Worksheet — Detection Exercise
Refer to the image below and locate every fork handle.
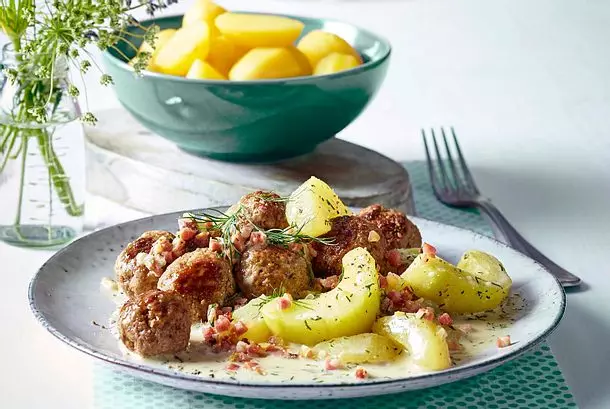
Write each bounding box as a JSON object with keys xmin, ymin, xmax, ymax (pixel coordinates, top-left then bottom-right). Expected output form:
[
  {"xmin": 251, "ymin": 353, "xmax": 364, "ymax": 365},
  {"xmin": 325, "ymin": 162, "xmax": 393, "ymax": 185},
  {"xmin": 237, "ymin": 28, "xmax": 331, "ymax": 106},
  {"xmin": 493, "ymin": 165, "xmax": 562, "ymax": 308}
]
[{"xmin": 476, "ymin": 200, "xmax": 581, "ymax": 287}]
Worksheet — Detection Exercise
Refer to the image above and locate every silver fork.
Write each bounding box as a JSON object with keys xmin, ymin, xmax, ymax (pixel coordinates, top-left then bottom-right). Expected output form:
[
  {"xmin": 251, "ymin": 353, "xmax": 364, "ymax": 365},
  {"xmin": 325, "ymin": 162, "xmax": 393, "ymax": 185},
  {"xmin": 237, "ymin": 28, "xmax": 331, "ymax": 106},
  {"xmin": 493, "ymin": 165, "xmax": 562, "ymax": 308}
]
[{"xmin": 422, "ymin": 127, "xmax": 581, "ymax": 287}]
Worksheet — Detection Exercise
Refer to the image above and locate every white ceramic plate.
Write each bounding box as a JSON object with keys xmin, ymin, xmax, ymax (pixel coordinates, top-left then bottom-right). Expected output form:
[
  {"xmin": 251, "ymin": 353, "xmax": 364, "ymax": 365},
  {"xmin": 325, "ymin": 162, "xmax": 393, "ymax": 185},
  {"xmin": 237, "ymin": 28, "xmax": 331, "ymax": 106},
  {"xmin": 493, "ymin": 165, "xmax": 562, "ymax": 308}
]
[{"xmin": 28, "ymin": 210, "xmax": 565, "ymax": 400}]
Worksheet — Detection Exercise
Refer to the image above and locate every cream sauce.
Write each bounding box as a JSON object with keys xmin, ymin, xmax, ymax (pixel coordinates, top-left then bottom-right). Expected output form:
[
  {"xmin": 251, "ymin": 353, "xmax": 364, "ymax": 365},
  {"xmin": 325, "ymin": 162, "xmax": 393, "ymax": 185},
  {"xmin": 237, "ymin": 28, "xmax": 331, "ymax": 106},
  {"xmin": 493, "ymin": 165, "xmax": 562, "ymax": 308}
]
[{"xmin": 102, "ymin": 277, "xmax": 525, "ymax": 384}]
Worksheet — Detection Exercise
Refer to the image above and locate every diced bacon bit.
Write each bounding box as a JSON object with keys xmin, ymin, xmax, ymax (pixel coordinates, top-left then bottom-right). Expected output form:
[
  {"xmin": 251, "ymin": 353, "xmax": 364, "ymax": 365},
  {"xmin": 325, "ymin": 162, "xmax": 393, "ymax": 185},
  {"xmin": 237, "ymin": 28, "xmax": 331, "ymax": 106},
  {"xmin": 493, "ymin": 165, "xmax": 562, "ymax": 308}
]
[
  {"xmin": 378, "ymin": 275, "xmax": 388, "ymax": 289},
  {"xmin": 416, "ymin": 307, "xmax": 435, "ymax": 321},
  {"xmin": 203, "ymin": 326, "xmax": 216, "ymax": 343},
  {"xmin": 233, "ymin": 321, "xmax": 248, "ymax": 336},
  {"xmin": 214, "ymin": 315, "xmax": 231, "ymax": 332},
  {"xmin": 402, "ymin": 300, "xmax": 424, "ymax": 313},
  {"xmin": 231, "ymin": 232, "xmax": 246, "ymax": 253},
  {"xmin": 455, "ymin": 323, "xmax": 474, "ymax": 334},
  {"xmin": 324, "ymin": 358, "xmax": 343, "ymax": 371},
  {"xmin": 179, "ymin": 227, "xmax": 198, "ymax": 241},
  {"xmin": 260, "ymin": 342, "xmax": 283, "ymax": 354},
  {"xmin": 246, "ymin": 343, "xmax": 268, "ymax": 357},
  {"xmin": 244, "ymin": 360, "xmax": 266, "ymax": 375},
  {"xmin": 496, "ymin": 335, "xmax": 512, "ymax": 348},
  {"xmin": 422, "ymin": 242, "xmax": 437, "ymax": 256},
  {"xmin": 317, "ymin": 275, "xmax": 340, "ymax": 291},
  {"xmin": 207, "ymin": 304, "xmax": 219, "ymax": 324},
  {"xmin": 231, "ymin": 351, "xmax": 252, "ymax": 363},
  {"xmin": 235, "ymin": 340, "xmax": 249, "ymax": 353},
  {"xmin": 386, "ymin": 249, "xmax": 402, "ymax": 268},
  {"xmin": 172, "ymin": 237, "xmax": 186, "ymax": 256},
  {"xmin": 226, "ymin": 362, "xmax": 241, "ymax": 372},
  {"xmin": 249, "ymin": 231, "xmax": 267, "ymax": 246},
  {"xmin": 191, "ymin": 232, "xmax": 210, "ymax": 249},
  {"xmin": 368, "ymin": 230, "xmax": 381, "ymax": 243},
  {"xmin": 268, "ymin": 336, "xmax": 285, "ymax": 346},
  {"xmin": 387, "ymin": 290, "xmax": 402, "ymax": 303},
  {"xmin": 355, "ymin": 367, "xmax": 368, "ymax": 379},
  {"xmin": 209, "ymin": 238, "xmax": 223, "ymax": 253},
  {"xmin": 438, "ymin": 313, "xmax": 453, "ymax": 326},
  {"xmin": 299, "ymin": 345, "xmax": 315, "ymax": 359},
  {"xmin": 277, "ymin": 294, "xmax": 293, "ymax": 310},
  {"xmin": 178, "ymin": 218, "xmax": 199, "ymax": 230}
]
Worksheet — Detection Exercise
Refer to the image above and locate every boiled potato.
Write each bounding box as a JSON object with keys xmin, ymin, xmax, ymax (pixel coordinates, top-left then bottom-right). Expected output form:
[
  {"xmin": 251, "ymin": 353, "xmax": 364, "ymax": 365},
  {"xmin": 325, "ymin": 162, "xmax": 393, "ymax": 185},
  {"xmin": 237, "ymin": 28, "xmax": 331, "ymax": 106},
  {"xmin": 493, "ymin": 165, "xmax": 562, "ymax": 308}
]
[
  {"xmin": 207, "ymin": 36, "xmax": 249, "ymax": 76},
  {"xmin": 229, "ymin": 47, "xmax": 303, "ymax": 81},
  {"xmin": 286, "ymin": 46, "xmax": 312, "ymax": 76},
  {"xmin": 138, "ymin": 28, "xmax": 177, "ymax": 55},
  {"xmin": 216, "ymin": 13, "xmax": 304, "ymax": 48},
  {"xmin": 182, "ymin": 0, "xmax": 226, "ymax": 27},
  {"xmin": 373, "ymin": 312, "xmax": 451, "ymax": 371},
  {"xmin": 261, "ymin": 247, "xmax": 381, "ymax": 345},
  {"xmin": 285, "ymin": 176, "xmax": 351, "ymax": 237},
  {"xmin": 297, "ymin": 30, "xmax": 362, "ymax": 68},
  {"xmin": 314, "ymin": 52, "xmax": 361, "ymax": 75},
  {"xmin": 154, "ymin": 21, "xmax": 212, "ymax": 76},
  {"xmin": 313, "ymin": 333, "xmax": 399, "ymax": 364},
  {"xmin": 232, "ymin": 296, "xmax": 272, "ymax": 344},
  {"xmin": 186, "ymin": 59, "xmax": 226, "ymax": 80},
  {"xmin": 402, "ymin": 250, "xmax": 512, "ymax": 314}
]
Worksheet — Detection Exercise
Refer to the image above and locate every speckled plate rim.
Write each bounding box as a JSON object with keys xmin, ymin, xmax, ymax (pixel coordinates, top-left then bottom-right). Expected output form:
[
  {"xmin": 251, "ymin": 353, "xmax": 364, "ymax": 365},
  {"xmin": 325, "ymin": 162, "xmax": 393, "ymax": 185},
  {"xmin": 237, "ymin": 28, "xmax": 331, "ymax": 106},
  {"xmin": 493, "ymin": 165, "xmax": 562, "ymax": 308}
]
[{"xmin": 28, "ymin": 209, "xmax": 566, "ymax": 399}]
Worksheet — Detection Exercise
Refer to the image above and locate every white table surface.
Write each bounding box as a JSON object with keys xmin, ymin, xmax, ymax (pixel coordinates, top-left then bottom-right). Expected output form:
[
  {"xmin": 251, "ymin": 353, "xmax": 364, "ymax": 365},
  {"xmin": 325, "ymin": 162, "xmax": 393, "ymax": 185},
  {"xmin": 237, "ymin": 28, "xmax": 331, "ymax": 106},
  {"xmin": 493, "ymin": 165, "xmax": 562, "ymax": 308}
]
[{"xmin": 2, "ymin": 0, "xmax": 610, "ymax": 407}]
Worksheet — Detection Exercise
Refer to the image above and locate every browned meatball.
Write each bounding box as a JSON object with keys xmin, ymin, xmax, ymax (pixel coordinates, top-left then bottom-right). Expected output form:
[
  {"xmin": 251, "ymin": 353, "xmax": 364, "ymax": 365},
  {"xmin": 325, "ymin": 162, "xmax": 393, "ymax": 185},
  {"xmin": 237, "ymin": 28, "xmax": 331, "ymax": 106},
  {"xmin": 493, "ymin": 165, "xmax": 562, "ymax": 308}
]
[
  {"xmin": 236, "ymin": 246, "xmax": 312, "ymax": 299},
  {"xmin": 359, "ymin": 204, "xmax": 422, "ymax": 250},
  {"xmin": 118, "ymin": 290, "xmax": 190, "ymax": 357},
  {"xmin": 115, "ymin": 230, "xmax": 175, "ymax": 298},
  {"xmin": 238, "ymin": 190, "xmax": 288, "ymax": 230},
  {"xmin": 157, "ymin": 248, "xmax": 235, "ymax": 322},
  {"xmin": 312, "ymin": 215, "xmax": 389, "ymax": 276}
]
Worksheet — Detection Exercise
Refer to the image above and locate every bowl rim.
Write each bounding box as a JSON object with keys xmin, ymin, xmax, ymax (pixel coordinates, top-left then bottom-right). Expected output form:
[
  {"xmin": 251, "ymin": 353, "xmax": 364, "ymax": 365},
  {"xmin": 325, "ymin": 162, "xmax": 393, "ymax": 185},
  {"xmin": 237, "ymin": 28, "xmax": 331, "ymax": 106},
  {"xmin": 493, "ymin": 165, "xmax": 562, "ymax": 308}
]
[{"xmin": 103, "ymin": 11, "xmax": 392, "ymax": 85}]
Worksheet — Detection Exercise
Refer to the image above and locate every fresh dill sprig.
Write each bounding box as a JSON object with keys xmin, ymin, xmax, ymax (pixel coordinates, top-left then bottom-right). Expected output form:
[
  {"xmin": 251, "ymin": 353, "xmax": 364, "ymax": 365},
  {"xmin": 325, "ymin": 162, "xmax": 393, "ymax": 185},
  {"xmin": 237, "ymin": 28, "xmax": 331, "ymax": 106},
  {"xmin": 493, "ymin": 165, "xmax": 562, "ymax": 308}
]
[
  {"xmin": 254, "ymin": 286, "xmax": 314, "ymax": 311},
  {"xmin": 184, "ymin": 207, "xmax": 243, "ymax": 263},
  {"xmin": 260, "ymin": 224, "xmax": 335, "ymax": 248}
]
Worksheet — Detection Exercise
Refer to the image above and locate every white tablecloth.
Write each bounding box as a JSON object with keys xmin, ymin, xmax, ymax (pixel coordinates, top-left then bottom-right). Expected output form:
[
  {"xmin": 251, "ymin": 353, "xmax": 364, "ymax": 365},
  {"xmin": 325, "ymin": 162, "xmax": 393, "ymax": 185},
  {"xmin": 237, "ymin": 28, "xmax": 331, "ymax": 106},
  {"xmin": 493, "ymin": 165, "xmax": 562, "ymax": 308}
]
[{"xmin": 2, "ymin": 0, "xmax": 610, "ymax": 408}]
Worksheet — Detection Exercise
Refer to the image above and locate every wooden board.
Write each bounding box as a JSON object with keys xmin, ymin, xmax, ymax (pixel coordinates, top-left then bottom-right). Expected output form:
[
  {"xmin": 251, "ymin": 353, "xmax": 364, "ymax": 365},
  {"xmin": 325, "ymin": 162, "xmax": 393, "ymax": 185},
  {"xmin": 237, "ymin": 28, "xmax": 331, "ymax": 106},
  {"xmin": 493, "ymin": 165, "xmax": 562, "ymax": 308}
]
[{"xmin": 85, "ymin": 109, "xmax": 415, "ymax": 215}]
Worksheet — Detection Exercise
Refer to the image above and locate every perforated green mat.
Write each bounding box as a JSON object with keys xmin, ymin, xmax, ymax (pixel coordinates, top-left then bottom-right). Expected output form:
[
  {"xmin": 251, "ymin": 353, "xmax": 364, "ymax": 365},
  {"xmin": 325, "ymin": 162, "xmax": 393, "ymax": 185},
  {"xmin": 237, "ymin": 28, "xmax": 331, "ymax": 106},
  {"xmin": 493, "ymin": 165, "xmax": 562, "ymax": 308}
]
[{"xmin": 94, "ymin": 161, "xmax": 576, "ymax": 408}]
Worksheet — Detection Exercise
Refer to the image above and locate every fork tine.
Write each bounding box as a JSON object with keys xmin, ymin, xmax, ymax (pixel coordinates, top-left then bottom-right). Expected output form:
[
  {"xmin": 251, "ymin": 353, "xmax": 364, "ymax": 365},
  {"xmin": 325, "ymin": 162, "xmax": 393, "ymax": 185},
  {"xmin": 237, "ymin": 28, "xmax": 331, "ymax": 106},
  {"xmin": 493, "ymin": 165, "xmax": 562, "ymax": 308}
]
[
  {"xmin": 450, "ymin": 127, "xmax": 480, "ymax": 194},
  {"xmin": 430, "ymin": 129, "xmax": 451, "ymax": 190},
  {"xmin": 422, "ymin": 129, "xmax": 441, "ymax": 192},
  {"xmin": 440, "ymin": 127, "xmax": 460, "ymax": 191}
]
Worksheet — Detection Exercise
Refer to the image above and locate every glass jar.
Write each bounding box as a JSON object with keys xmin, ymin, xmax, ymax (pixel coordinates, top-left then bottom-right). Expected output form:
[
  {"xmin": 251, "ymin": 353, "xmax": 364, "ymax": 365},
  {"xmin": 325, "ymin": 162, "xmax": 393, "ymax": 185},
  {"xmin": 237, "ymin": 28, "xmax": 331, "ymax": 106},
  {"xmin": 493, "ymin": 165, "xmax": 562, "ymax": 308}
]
[{"xmin": 0, "ymin": 44, "xmax": 85, "ymax": 247}]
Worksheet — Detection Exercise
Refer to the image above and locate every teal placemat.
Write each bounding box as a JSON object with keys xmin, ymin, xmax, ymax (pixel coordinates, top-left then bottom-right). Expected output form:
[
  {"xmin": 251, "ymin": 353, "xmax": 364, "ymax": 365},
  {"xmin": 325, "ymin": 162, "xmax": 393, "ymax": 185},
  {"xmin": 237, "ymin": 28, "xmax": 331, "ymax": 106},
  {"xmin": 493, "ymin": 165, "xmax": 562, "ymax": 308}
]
[{"xmin": 94, "ymin": 161, "xmax": 576, "ymax": 409}]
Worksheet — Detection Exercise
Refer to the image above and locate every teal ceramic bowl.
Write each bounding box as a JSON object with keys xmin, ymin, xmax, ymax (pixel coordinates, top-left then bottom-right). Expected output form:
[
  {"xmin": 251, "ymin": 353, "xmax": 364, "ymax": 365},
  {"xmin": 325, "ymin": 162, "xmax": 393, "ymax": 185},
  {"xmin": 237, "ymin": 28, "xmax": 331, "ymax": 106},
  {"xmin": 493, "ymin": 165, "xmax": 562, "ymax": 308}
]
[{"xmin": 103, "ymin": 13, "xmax": 391, "ymax": 162}]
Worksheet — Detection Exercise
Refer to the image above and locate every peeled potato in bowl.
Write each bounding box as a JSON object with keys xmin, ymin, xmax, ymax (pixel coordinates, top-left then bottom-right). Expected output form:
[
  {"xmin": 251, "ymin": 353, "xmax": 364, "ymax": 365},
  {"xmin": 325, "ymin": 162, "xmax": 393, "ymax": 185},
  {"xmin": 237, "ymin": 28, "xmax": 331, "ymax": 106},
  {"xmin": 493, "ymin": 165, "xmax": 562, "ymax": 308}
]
[
  {"xmin": 314, "ymin": 52, "xmax": 361, "ymax": 75},
  {"xmin": 215, "ymin": 13, "xmax": 305, "ymax": 48},
  {"xmin": 229, "ymin": 47, "xmax": 308, "ymax": 80},
  {"xmin": 182, "ymin": 0, "xmax": 226, "ymax": 27},
  {"xmin": 154, "ymin": 21, "xmax": 212, "ymax": 76},
  {"xmin": 297, "ymin": 30, "xmax": 363, "ymax": 68}
]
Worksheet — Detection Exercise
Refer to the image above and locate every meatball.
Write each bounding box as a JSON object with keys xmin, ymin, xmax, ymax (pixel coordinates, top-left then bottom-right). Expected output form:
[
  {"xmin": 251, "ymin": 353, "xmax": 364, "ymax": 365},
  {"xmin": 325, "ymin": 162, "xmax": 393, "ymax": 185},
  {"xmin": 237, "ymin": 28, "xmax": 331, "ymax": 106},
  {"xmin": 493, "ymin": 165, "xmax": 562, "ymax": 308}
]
[
  {"xmin": 157, "ymin": 248, "xmax": 235, "ymax": 322},
  {"xmin": 359, "ymin": 204, "xmax": 422, "ymax": 250},
  {"xmin": 115, "ymin": 230, "xmax": 175, "ymax": 298},
  {"xmin": 312, "ymin": 215, "xmax": 389, "ymax": 277},
  {"xmin": 118, "ymin": 290, "xmax": 190, "ymax": 357},
  {"xmin": 236, "ymin": 246, "xmax": 312, "ymax": 299},
  {"xmin": 238, "ymin": 190, "xmax": 288, "ymax": 230}
]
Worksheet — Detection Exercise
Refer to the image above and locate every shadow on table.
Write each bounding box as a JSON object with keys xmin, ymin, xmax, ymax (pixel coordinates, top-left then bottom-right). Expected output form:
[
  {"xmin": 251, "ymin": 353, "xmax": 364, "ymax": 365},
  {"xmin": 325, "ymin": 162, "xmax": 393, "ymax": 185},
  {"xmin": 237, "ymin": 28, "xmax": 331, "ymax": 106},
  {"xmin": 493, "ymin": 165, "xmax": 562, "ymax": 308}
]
[{"xmin": 549, "ymin": 300, "xmax": 610, "ymax": 408}]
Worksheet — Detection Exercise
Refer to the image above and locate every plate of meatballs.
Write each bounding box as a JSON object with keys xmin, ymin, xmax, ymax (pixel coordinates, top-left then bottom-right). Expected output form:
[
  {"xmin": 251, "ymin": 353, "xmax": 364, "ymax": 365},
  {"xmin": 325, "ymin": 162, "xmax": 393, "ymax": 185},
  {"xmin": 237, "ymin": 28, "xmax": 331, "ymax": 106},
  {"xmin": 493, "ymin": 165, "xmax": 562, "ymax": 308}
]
[{"xmin": 29, "ymin": 177, "xmax": 564, "ymax": 400}]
